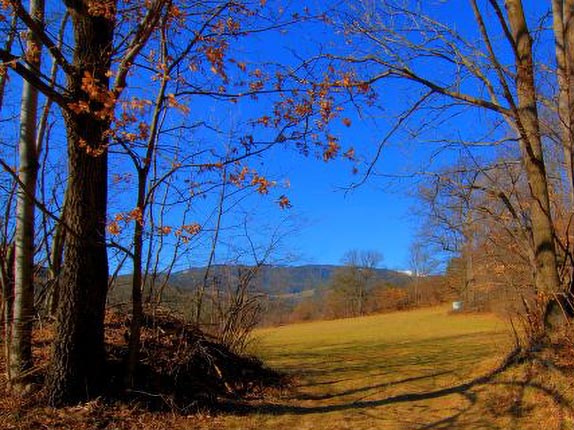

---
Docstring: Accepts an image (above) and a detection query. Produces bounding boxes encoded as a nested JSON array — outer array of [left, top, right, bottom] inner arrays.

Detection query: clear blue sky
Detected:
[[276, 152, 418, 270]]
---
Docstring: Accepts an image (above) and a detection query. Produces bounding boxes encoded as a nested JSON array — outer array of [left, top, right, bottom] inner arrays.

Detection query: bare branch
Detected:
[[113, 0, 169, 94], [8, 0, 74, 77], [0, 49, 67, 106]]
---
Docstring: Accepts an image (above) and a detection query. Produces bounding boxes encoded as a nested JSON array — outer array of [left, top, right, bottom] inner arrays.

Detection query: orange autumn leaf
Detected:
[[323, 138, 340, 161], [278, 195, 292, 209], [343, 147, 356, 160], [182, 223, 201, 235], [158, 225, 172, 235], [107, 221, 121, 235], [251, 174, 275, 194]]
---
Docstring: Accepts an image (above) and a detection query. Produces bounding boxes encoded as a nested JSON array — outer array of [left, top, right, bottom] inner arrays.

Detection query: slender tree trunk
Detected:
[[39, 13, 69, 318], [198, 168, 227, 325], [126, 194, 144, 388], [552, 0, 574, 207], [10, 0, 44, 391], [125, 57, 168, 385], [46, 0, 115, 406], [47, 215, 66, 317], [2, 244, 15, 381], [506, 1, 562, 326]]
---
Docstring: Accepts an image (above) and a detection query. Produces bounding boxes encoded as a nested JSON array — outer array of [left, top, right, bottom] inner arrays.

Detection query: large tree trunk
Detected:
[[506, 1, 562, 330], [10, 0, 44, 390], [46, 0, 115, 406]]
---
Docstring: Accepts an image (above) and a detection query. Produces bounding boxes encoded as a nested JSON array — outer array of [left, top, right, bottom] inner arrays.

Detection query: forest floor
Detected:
[[1, 306, 574, 429]]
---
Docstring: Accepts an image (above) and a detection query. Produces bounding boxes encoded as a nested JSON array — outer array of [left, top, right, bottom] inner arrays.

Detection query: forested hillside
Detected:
[[162, 264, 412, 294]]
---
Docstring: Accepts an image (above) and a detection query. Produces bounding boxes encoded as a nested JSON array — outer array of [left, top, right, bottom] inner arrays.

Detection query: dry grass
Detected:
[[227, 306, 574, 429], [2, 306, 573, 429]]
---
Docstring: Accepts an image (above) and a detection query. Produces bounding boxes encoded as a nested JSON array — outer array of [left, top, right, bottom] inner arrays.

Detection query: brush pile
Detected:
[[104, 306, 287, 411], [0, 306, 287, 428]]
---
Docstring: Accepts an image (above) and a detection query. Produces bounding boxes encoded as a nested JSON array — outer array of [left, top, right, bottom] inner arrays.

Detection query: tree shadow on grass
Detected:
[[404, 364, 574, 430], [222, 348, 521, 419], [295, 369, 395, 390], [215, 345, 571, 430], [296, 370, 453, 401], [411, 390, 478, 430], [253, 376, 479, 415]]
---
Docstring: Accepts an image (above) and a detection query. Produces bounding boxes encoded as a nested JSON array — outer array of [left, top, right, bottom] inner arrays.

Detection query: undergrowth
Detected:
[[0, 306, 288, 429]]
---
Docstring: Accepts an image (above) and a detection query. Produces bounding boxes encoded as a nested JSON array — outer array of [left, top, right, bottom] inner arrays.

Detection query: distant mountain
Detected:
[[167, 264, 412, 295]]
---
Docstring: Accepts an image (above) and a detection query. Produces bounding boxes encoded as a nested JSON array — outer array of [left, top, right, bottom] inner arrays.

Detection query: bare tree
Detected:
[[331, 0, 570, 335], [328, 249, 382, 317], [9, 0, 44, 391], [408, 239, 439, 306]]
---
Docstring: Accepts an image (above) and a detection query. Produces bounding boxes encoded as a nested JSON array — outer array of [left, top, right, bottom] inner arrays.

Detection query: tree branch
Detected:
[[392, 67, 512, 116], [0, 48, 67, 106], [113, 0, 169, 94], [8, 0, 75, 77]]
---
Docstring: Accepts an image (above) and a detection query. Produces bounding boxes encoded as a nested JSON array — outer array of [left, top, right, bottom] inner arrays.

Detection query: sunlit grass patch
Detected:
[[205, 306, 573, 429], [254, 307, 508, 375], [219, 307, 509, 429]]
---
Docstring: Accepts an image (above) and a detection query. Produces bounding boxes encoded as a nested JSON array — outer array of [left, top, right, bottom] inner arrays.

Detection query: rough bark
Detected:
[[46, 0, 115, 406], [10, 0, 44, 390], [505, 1, 562, 318]]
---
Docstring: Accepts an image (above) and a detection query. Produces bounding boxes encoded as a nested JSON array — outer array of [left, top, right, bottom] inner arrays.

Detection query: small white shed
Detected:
[[452, 301, 463, 312]]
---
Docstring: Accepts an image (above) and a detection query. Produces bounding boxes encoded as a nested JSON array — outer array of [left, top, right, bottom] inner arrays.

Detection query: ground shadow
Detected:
[[296, 370, 453, 401], [221, 348, 521, 418]]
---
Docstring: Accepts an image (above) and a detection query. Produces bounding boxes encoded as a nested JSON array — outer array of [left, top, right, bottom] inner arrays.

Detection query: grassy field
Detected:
[[201, 306, 573, 430]]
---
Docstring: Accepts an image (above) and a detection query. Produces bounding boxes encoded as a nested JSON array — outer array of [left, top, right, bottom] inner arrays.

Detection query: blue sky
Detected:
[[278, 154, 418, 269]]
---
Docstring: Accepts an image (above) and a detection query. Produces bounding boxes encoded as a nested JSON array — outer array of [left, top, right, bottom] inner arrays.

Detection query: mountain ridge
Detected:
[[167, 264, 412, 295]]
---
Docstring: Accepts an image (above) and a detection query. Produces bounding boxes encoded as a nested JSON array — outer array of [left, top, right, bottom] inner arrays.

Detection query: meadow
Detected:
[[206, 306, 573, 430]]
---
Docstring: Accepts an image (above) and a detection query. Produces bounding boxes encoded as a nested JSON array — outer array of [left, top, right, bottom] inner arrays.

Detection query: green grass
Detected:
[[196, 306, 573, 430]]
